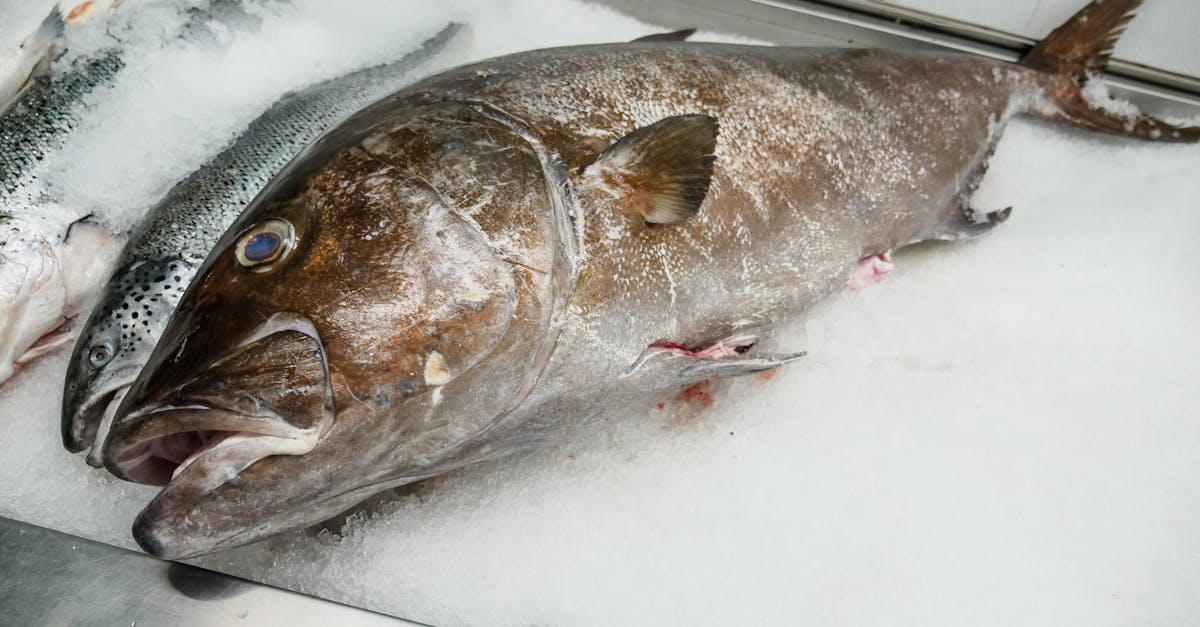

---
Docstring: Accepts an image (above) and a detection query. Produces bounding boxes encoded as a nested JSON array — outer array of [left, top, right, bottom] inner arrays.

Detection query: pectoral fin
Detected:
[[584, 115, 719, 225], [622, 333, 805, 383]]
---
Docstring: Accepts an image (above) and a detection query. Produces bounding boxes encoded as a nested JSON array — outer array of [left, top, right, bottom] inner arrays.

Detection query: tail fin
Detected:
[[1022, 0, 1200, 142]]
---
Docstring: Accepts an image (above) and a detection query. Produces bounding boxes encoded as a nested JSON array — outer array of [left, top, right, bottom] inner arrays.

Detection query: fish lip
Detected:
[[102, 402, 320, 484], [63, 364, 141, 453], [103, 312, 332, 483], [102, 311, 333, 558], [114, 402, 324, 560], [118, 404, 322, 560]]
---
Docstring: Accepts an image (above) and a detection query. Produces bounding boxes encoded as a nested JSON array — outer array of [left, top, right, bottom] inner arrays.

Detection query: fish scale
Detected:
[[0, 52, 124, 201], [62, 23, 463, 460]]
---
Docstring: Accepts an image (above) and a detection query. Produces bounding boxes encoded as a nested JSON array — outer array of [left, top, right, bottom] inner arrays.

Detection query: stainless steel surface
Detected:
[[0, 517, 421, 626]]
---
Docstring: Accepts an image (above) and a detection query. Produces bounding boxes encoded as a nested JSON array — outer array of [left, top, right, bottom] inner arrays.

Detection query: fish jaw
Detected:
[[120, 403, 327, 559], [126, 432, 392, 560], [104, 314, 335, 483], [101, 316, 336, 558]]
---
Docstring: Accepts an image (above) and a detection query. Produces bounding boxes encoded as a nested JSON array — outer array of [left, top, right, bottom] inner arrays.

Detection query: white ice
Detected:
[[1, 1, 1199, 626]]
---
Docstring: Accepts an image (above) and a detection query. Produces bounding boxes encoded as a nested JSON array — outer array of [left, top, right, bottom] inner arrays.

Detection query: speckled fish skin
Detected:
[[60, 24, 462, 460], [101, 3, 1200, 558]]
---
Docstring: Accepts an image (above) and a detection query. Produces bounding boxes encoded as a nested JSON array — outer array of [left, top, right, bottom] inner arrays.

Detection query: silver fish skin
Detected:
[[61, 23, 464, 461], [0, 0, 279, 385], [0, 49, 125, 384], [97, 0, 1200, 559]]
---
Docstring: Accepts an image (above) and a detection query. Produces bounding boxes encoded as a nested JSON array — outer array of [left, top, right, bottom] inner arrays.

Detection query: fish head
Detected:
[[61, 258, 194, 460], [0, 214, 113, 384], [0, 216, 67, 382], [103, 102, 568, 558]]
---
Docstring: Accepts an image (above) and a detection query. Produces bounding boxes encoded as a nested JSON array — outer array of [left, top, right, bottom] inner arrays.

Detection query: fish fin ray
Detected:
[[632, 28, 696, 42], [1022, 0, 1200, 143], [585, 114, 718, 225], [623, 348, 806, 381], [1023, 0, 1140, 74]]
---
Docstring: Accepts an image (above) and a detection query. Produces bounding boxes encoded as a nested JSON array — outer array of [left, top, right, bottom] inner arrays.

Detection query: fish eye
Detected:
[[88, 343, 114, 368], [235, 219, 295, 271]]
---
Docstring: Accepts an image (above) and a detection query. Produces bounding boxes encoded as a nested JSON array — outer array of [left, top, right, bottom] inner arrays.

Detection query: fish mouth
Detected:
[[104, 404, 319, 486], [112, 404, 323, 559], [101, 314, 335, 557], [64, 365, 139, 456]]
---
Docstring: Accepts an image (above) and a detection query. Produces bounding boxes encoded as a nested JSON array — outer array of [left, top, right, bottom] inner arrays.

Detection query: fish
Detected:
[[0, 0, 275, 385], [0, 47, 126, 384], [0, 5, 64, 111], [96, 0, 1199, 559], [60, 23, 464, 464]]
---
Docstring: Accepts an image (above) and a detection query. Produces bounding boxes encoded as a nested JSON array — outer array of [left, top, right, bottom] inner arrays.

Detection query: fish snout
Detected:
[[102, 315, 332, 486], [61, 365, 139, 456]]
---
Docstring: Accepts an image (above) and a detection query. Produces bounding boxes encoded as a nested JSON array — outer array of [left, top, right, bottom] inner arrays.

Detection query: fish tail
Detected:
[[1021, 0, 1200, 143]]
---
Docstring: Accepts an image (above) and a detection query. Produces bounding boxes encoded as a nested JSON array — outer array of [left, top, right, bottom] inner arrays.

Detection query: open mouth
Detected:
[[105, 406, 320, 487], [96, 316, 335, 557], [83, 387, 126, 467], [103, 316, 333, 487]]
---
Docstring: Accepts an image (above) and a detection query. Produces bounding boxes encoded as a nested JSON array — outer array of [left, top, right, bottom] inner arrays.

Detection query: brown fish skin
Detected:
[[101, 1, 1199, 558]]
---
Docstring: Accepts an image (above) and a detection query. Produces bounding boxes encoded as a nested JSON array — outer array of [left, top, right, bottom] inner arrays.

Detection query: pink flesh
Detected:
[[849, 252, 894, 288], [171, 431, 260, 479], [116, 430, 267, 485], [651, 336, 756, 360], [16, 328, 72, 364], [647, 337, 758, 412]]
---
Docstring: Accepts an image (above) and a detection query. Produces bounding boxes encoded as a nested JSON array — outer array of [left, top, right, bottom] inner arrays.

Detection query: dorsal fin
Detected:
[[632, 28, 696, 43], [585, 115, 718, 225]]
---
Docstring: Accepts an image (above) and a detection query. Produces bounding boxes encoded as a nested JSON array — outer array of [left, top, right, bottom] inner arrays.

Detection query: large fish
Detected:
[[98, 0, 1198, 558], [60, 23, 462, 465]]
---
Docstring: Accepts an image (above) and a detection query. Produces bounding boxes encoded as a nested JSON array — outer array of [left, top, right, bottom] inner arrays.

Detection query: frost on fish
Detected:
[[81, 0, 1200, 560]]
